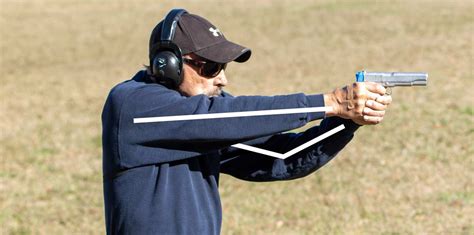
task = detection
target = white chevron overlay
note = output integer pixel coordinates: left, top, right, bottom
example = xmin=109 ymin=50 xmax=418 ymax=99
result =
xmin=232 ymin=124 xmax=345 ymax=159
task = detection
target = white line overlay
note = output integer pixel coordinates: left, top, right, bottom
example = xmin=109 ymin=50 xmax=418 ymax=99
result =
xmin=133 ymin=106 xmax=339 ymax=159
xmin=133 ymin=107 xmax=331 ymax=123
xmin=232 ymin=124 xmax=345 ymax=159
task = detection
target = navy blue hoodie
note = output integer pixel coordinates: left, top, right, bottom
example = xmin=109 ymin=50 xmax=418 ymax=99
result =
xmin=102 ymin=70 xmax=359 ymax=234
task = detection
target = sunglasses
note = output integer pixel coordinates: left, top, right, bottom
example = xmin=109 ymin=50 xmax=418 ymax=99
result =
xmin=183 ymin=58 xmax=227 ymax=78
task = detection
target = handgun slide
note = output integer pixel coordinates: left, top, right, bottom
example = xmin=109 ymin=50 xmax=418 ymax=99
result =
xmin=355 ymin=71 xmax=428 ymax=87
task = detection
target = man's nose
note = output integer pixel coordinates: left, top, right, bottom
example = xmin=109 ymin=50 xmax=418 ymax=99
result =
xmin=214 ymin=71 xmax=228 ymax=86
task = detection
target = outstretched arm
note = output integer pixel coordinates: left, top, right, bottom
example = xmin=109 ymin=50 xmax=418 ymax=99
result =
xmin=219 ymin=81 xmax=393 ymax=181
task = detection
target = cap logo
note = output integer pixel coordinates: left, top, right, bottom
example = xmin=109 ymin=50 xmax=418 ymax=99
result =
xmin=209 ymin=27 xmax=221 ymax=37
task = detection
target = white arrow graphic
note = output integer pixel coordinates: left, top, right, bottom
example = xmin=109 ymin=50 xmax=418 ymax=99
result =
xmin=231 ymin=124 xmax=345 ymax=159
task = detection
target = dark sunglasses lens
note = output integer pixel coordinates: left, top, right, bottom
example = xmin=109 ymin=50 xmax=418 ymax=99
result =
xmin=202 ymin=62 xmax=224 ymax=77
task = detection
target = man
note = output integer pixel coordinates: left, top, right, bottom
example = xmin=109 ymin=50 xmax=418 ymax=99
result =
xmin=102 ymin=9 xmax=391 ymax=234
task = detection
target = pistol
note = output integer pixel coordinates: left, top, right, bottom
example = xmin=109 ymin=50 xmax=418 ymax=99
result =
xmin=355 ymin=71 xmax=428 ymax=94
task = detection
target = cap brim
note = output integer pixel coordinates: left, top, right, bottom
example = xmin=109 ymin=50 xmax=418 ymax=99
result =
xmin=194 ymin=40 xmax=251 ymax=64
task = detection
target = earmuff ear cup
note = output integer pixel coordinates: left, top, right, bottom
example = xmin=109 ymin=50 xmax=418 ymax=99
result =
xmin=152 ymin=51 xmax=182 ymax=88
xmin=151 ymin=41 xmax=184 ymax=88
xmin=149 ymin=9 xmax=187 ymax=89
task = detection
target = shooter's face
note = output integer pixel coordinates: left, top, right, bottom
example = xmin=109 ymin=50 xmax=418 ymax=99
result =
xmin=178 ymin=54 xmax=228 ymax=97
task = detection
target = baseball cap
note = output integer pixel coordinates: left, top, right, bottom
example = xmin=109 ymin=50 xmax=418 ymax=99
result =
xmin=149 ymin=12 xmax=251 ymax=64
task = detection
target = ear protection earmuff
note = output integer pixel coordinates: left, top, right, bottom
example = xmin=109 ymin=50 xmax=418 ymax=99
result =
xmin=149 ymin=9 xmax=188 ymax=88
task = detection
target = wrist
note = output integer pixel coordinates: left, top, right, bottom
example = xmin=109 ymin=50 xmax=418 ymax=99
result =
xmin=323 ymin=92 xmax=338 ymax=117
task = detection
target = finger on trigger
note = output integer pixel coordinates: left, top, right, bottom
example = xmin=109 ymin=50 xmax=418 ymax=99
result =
xmin=366 ymin=82 xmax=386 ymax=95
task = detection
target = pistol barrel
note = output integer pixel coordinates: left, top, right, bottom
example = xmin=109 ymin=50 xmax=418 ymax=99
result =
xmin=356 ymin=71 xmax=428 ymax=87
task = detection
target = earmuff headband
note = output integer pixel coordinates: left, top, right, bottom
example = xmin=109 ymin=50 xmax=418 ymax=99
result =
xmin=149 ymin=9 xmax=188 ymax=88
xmin=161 ymin=9 xmax=187 ymax=42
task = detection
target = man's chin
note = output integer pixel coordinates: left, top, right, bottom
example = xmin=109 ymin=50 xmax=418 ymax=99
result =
xmin=207 ymin=89 xmax=222 ymax=97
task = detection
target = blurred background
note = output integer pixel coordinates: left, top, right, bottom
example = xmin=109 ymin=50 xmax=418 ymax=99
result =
xmin=1 ymin=0 xmax=472 ymax=234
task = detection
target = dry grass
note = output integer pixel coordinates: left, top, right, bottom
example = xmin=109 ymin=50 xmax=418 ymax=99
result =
xmin=1 ymin=0 xmax=472 ymax=234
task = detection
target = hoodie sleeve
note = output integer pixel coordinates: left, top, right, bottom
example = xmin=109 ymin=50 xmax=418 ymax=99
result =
xmin=120 ymin=84 xmax=326 ymax=148
xmin=219 ymin=117 xmax=360 ymax=181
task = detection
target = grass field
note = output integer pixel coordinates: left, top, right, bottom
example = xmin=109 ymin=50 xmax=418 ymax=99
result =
xmin=1 ymin=0 xmax=472 ymax=234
